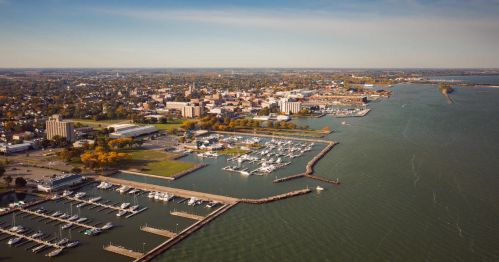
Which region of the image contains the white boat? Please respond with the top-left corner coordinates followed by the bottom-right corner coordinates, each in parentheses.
top-left (128, 189), bottom-right (139, 194)
top-left (316, 186), bottom-right (324, 191)
top-left (55, 238), bottom-right (69, 246)
top-left (62, 190), bottom-right (73, 197)
top-left (67, 215), bottom-right (78, 221)
top-left (117, 186), bottom-right (130, 194)
top-left (61, 223), bottom-right (72, 229)
top-left (120, 202), bottom-right (130, 209)
top-left (7, 237), bottom-right (22, 245)
top-left (65, 240), bottom-right (79, 248)
top-left (76, 202), bottom-right (87, 208)
top-left (101, 222), bottom-right (114, 230)
top-left (46, 248), bottom-right (63, 257)
top-left (147, 192), bottom-right (155, 199)
top-left (187, 197), bottom-right (198, 206)
top-left (74, 192), bottom-right (86, 199)
top-left (9, 225), bottom-right (26, 233)
top-left (129, 205), bottom-right (139, 212)
top-left (206, 201), bottom-right (218, 208)
top-left (76, 217), bottom-right (87, 223)
top-left (116, 210), bottom-right (127, 217)
top-left (59, 213), bottom-right (69, 219)
top-left (32, 244), bottom-right (46, 253)
top-left (89, 196), bottom-right (102, 203)
top-left (50, 211), bottom-right (62, 217)
top-left (31, 230), bottom-right (44, 238)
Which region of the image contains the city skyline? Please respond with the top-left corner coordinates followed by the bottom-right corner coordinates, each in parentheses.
top-left (1, 0), bottom-right (499, 68)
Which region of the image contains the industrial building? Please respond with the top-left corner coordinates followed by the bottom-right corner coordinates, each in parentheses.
top-left (37, 174), bottom-right (83, 192)
top-left (108, 124), bottom-right (158, 138)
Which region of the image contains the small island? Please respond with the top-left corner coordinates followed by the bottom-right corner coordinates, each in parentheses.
top-left (438, 83), bottom-right (454, 103)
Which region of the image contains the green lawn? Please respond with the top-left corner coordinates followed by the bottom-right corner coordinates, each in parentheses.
top-left (122, 149), bottom-right (195, 178)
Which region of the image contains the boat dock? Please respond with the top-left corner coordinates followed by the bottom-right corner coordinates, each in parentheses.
top-left (170, 211), bottom-right (205, 221)
top-left (0, 227), bottom-right (63, 249)
top-left (63, 195), bottom-right (147, 218)
top-left (17, 209), bottom-right (99, 230)
top-left (103, 244), bottom-right (144, 259)
top-left (140, 225), bottom-right (176, 238)
top-left (98, 176), bottom-right (239, 204)
top-left (240, 188), bottom-right (312, 204)
top-left (136, 203), bottom-right (237, 262)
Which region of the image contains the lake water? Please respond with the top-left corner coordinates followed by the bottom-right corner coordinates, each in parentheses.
top-left (1, 76), bottom-right (499, 261)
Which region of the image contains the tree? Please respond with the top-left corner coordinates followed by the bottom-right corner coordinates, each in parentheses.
top-left (71, 167), bottom-right (82, 174)
top-left (3, 175), bottom-right (13, 186)
top-left (0, 164), bottom-right (5, 179)
top-left (258, 107), bottom-right (270, 116)
top-left (15, 177), bottom-right (27, 187)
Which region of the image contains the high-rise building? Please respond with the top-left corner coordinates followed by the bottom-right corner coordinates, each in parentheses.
top-left (279, 98), bottom-right (302, 114)
top-left (45, 114), bottom-right (75, 142)
top-left (182, 105), bottom-right (204, 118)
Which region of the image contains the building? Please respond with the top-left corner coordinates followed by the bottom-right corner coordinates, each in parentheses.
top-left (181, 105), bottom-right (204, 118)
top-left (165, 101), bottom-right (189, 111)
top-left (278, 99), bottom-right (302, 114)
top-left (109, 125), bottom-right (158, 138)
top-left (73, 139), bottom-right (95, 148)
top-left (37, 174), bottom-right (83, 192)
top-left (0, 142), bottom-right (32, 154)
top-left (45, 114), bottom-right (75, 142)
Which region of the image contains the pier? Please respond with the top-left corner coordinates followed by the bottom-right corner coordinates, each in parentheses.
top-left (305, 174), bottom-right (340, 185)
top-left (170, 211), bottom-right (205, 221)
top-left (140, 225), bottom-right (177, 238)
top-left (97, 176), bottom-right (239, 204)
top-left (104, 244), bottom-right (144, 259)
top-left (305, 141), bottom-right (336, 175)
top-left (273, 173), bottom-right (305, 183)
top-left (0, 227), bottom-right (62, 249)
top-left (136, 203), bottom-right (237, 262)
top-left (240, 188), bottom-right (312, 204)
top-left (17, 209), bottom-right (99, 230)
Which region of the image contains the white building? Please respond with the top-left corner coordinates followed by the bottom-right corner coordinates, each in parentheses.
top-left (278, 99), bottom-right (302, 114)
top-left (109, 125), bottom-right (158, 138)
top-left (45, 114), bottom-right (75, 142)
top-left (0, 142), bottom-right (32, 154)
top-left (37, 174), bottom-right (83, 192)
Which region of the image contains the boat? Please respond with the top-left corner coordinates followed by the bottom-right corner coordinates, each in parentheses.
top-left (62, 190), bottom-right (73, 197)
top-left (31, 230), bottom-right (44, 238)
top-left (65, 240), bottom-right (79, 248)
top-left (128, 189), bottom-right (140, 194)
top-left (147, 192), bottom-right (155, 199)
top-left (67, 215), bottom-right (78, 221)
top-left (76, 217), bottom-right (88, 223)
top-left (76, 202), bottom-right (87, 208)
top-left (59, 213), bottom-right (70, 219)
top-left (89, 196), bottom-right (102, 203)
top-left (206, 201), bottom-right (219, 208)
top-left (9, 225), bottom-right (26, 233)
top-left (116, 210), bottom-right (127, 217)
top-left (74, 192), bottom-right (86, 199)
top-left (32, 244), bottom-right (46, 253)
top-left (7, 237), bottom-right (22, 245)
top-left (100, 222), bottom-right (114, 230)
top-left (50, 211), bottom-right (62, 217)
top-left (120, 202), bottom-right (130, 209)
top-left (83, 228), bottom-right (101, 236)
top-left (116, 185), bottom-right (130, 194)
top-left (46, 248), bottom-right (64, 257)
top-left (316, 186), bottom-right (324, 191)
top-left (129, 205), bottom-right (139, 212)
top-left (187, 197), bottom-right (198, 206)
top-left (56, 238), bottom-right (69, 246)
top-left (61, 224), bottom-right (72, 230)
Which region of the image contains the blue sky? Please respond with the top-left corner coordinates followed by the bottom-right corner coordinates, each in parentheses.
top-left (1, 0), bottom-right (499, 68)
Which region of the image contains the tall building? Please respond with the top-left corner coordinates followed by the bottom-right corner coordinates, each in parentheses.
top-left (279, 99), bottom-right (302, 114)
top-left (45, 114), bottom-right (75, 142)
top-left (182, 105), bottom-right (204, 118)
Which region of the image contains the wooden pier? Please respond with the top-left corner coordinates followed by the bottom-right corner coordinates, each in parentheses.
top-left (0, 227), bottom-right (62, 249)
top-left (240, 188), bottom-right (312, 204)
top-left (140, 225), bottom-right (176, 238)
top-left (170, 211), bottom-right (205, 221)
top-left (104, 244), bottom-right (144, 259)
top-left (65, 196), bottom-right (124, 212)
top-left (98, 176), bottom-right (239, 204)
top-left (17, 209), bottom-right (99, 230)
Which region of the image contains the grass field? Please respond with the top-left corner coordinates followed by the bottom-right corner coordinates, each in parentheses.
top-left (122, 149), bottom-right (195, 178)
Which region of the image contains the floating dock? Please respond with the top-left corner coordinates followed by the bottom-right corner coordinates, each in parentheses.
top-left (240, 188), bottom-right (312, 204)
top-left (140, 225), bottom-right (176, 238)
top-left (0, 227), bottom-right (63, 249)
top-left (103, 244), bottom-right (144, 259)
top-left (170, 211), bottom-right (205, 221)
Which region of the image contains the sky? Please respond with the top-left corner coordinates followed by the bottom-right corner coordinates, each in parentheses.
top-left (1, 0), bottom-right (499, 68)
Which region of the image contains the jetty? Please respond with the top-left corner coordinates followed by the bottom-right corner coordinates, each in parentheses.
top-left (273, 173), bottom-right (305, 183)
top-left (140, 225), bottom-right (176, 238)
top-left (0, 227), bottom-right (63, 249)
top-left (170, 211), bottom-right (205, 221)
top-left (240, 188), bottom-right (312, 204)
top-left (98, 176), bottom-right (239, 204)
top-left (17, 209), bottom-right (99, 230)
top-left (104, 244), bottom-right (144, 259)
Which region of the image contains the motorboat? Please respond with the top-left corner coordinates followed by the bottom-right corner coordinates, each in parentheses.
top-left (89, 196), bottom-right (102, 203)
top-left (76, 202), bottom-right (87, 208)
top-left (120, 202), bottom-right (130, 209)
top-left (187, 197), bottom-right (198, 206)
top-left (206, 201), bottom-right (218, 208)
top-left (74, 192), bottom-right (86, 199)
top-left (55, 238), bottom-right (69, 246)
top-left (65, 240), bottom-right (79, 248)
top-left (76, 217), bottom-right (88, 223)
top-left (62, 190), bottom-right (73, 197)
top-left (46, 248), bottom-right (63, 257)
top-left (7, 237), bottom-right (22, 245)
top-left (31, 230), bottom-right (44, 238)
top-left (61, 224), bottom-right (72, 230)
top-left (9, 225), bottom-right (26, 233)
top-left (116, 210), bottom-right (127, 217)
top-left (129, 205), bottom-right (139, 212)
top-left (116, 185), bottom-right (130, 194)
top-left (316, 186), bottom-right (324, 191)
top-left (128, 189), bottom-right (140, 194)
top-left (59, 213), bottom-right (70, 219)
top-left (32, 244), bottom-right (46, 253)
top-left (67, 215), bottom-right (78, 221)
top-left (100, 222), bottom-right (114, 230)
top-left (50, 211), bottom-right (63, 217)
top-left (83, 228), bottom-right (101, 236)
top-left (147, 192), bottom-right (155, 199)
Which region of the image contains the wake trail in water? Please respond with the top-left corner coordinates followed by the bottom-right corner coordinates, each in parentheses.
top-left (432, 191), bottom-right (437, 205)
top-left (411, 154), bottom-right (420, 187)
